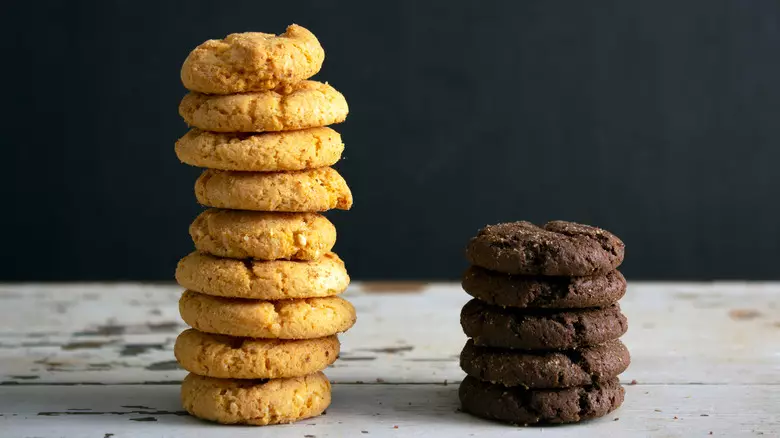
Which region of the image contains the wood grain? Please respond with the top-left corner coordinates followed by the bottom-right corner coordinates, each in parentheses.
top-left (0, 282), bottom-right (777, 436)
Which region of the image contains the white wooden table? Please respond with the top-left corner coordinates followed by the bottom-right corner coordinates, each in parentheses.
top-left (0, 282), bottom-right (777, 437)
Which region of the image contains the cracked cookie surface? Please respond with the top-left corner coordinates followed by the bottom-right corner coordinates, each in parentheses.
top-left (460, 299), bottom-right (627, 349)
top-left (176, 251), bottom-right (349, 300)
top-left (181, 25), bottom-right (325, 94)
top-left (462, 267), bottom-right (626, 309)
top-left (179, 81), bottom-right (348, 133)
top-left (175, 127), bottom-right (344, 171)
top-left (175, 329), bottom-right (339, 379)
top-left (181, 371), bottom-right (331, 425)
top-left (189, 210), bottom-right (337, 260)
top-left (179, 291), bottom-right (356, 339)
top-left (466, 221), bottom-right (624, 276)
top-left (195, 167), bottom-right (352, 212)
top-left (460, 339), bottom-right (629, 388)
top-left (459, 375), bottom-right (623, 424)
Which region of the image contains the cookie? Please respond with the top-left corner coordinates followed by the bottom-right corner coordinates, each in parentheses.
top-left (462, 267), bottom-right (626, 309)
top-left (181, 25), bottom-right (325, 94)
top-left (459, 375), bottom-right (623, 425)
top-left (466, 221), bottom-right (625, 276)
top-left (195, 167), bottom-right (353, 212)
top-left (461, 299), bottom-right (627, 349)
top-left (174, 329), bottom-right (339, 379)
top-left (175, 127), bottom-right (344, 172)
top-left (179, 291), bottom-right (356, 339)
top-left (460, 339), bottom-right (629, 388)
top-left (181, 371), bottom-right (331, 425)
top-left (189, 209), bottom-right (337, 260)
top-left (176, 251), bottom-right (349, 300)
top-left (179, 81), bottom-right (348, 133)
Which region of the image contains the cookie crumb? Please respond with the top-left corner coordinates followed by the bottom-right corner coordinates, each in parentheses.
top-left (728, 309), bottom-right (762, 320)
top-left (673, 416), bottom-right (679, 420)
top-left (393, 425), bottom-right (399, 429)
top-left (613, 417), bottom-right (619, 421)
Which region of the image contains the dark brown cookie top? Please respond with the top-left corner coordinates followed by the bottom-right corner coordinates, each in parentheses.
top-left (465, 221), bottom-right (625, 276)
top-left (459, 375), bottom-right (624, 425)
top-left (462, 266), bottom-right (626, 309)
top-left (460, 299), bottom-right (628, 350)
top-left (460, 339), bottom-right (630, 389)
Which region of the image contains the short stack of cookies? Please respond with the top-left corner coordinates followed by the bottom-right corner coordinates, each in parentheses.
top-left (172, 25), bottom-right (356, 426)
top-left (459, 221), bottom-right (629, 425)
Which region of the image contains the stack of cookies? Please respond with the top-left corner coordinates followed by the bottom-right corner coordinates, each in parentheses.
top-left (171, 25), bottom-right (356, 426)
top-left (459, 221), bottom-right (629, 425)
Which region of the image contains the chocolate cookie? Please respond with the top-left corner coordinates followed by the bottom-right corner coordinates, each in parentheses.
top-left (459, 375), bottom-right (624, 425)
top-left (460, 299), bottom-right (627, 349)
top-left (460, 339), bottom-right (629, 388)
top-left (462, 267), bottom-right (626, 309)
top-left (465, 221), bottom-right (624, 276)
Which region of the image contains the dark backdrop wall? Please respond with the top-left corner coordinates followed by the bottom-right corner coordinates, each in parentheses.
top-left (2, 1), bottom-right (779, 281)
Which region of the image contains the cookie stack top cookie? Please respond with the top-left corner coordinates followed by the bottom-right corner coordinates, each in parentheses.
top-left (180, 25), bottom-right (325, 94)
top-left (458, 220), bottom-right (629, 425)
top-left (466, 221), bottom-right (624, 277)
top-left (172, 25), bottom-right (355, 427)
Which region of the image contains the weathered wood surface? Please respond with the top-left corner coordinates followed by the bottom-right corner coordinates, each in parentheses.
top-left (0, 282), bottom-right (778, 437)
top-left (1, 384), bottom-right (777, 437)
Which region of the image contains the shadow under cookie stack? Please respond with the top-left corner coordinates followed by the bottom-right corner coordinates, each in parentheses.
top-left (172, 25), bottom-right (356, 426)
top-left (459, 221), bottom-right (628, 425)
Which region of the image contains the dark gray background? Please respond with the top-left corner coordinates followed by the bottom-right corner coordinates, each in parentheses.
top-left (2, 1), bottom-right (778, 281)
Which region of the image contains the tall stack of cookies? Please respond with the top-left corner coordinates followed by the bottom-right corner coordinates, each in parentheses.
top-left (459, 221), bottom-right (628, 425)
top-left (172, 25), bottom-right (356, 426)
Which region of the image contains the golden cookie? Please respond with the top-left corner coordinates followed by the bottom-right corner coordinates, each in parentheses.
top-left (181, 25), bottom-right (325, 94)
top-left (175, 127), bottom-right (344, 171)
top-left (176, 251), bottom-right (349, 300)
top-left (179, 291), bottom-right (356, 339)
top-left (189, 209), bottom-right (336, 260)
top-left (195, 167), bottom-right (352, 212)
top-left (174, 329), bottom-right (339, 379)
top-left (179, 81), bottom-right (348, 133)
top-left (181, 372), bottom-right (331, 425)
